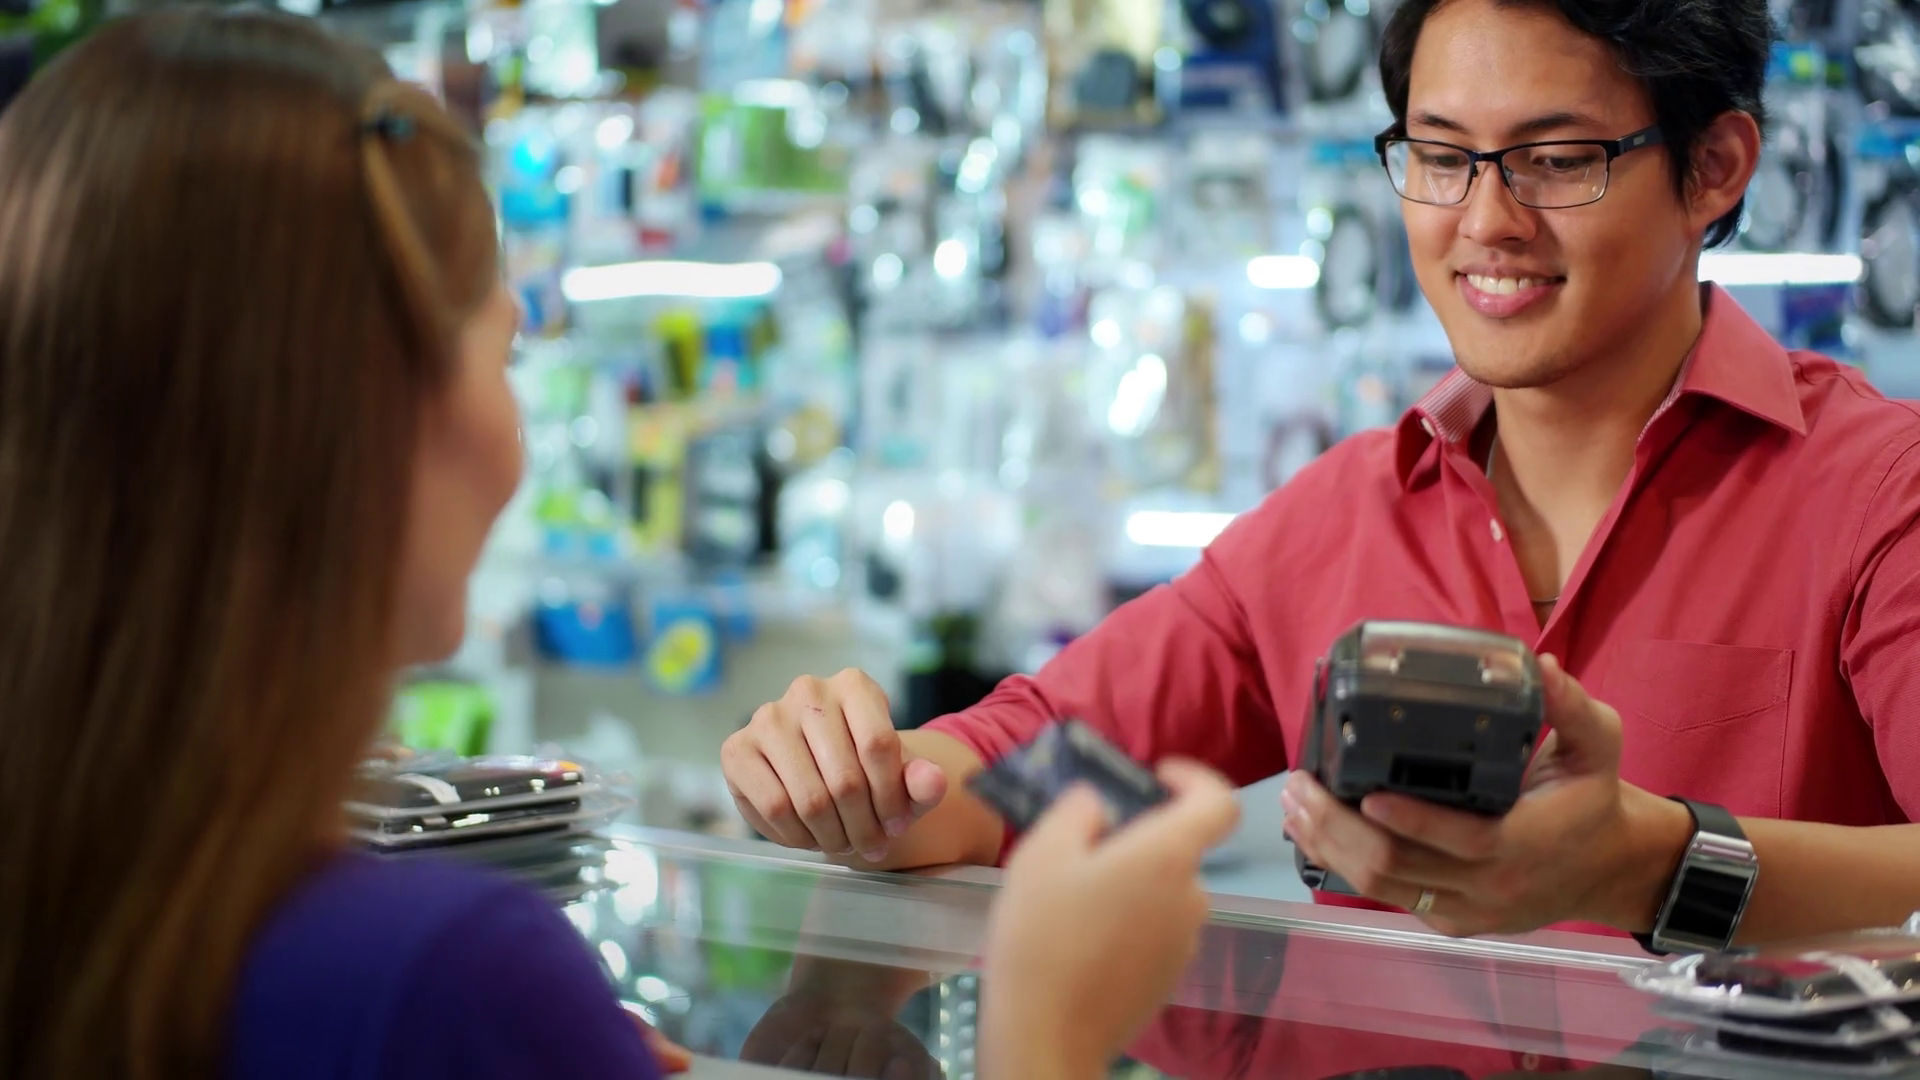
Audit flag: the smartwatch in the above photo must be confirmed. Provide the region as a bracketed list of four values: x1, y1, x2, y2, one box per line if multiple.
[1633, 798, 1759, 956]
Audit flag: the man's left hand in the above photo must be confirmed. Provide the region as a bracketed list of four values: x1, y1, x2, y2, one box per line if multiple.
[1281, 654, 1690, 937]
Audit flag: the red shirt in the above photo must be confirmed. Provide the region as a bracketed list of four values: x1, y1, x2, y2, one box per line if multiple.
[931, 282, 1920, 842]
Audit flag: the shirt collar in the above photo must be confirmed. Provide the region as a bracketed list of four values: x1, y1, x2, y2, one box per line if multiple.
[1394, 284, 1808, 486]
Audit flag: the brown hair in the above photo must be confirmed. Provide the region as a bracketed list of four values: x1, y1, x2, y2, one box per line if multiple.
[0, 9, 499, 1077]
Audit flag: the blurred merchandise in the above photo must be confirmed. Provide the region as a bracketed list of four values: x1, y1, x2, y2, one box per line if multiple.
[229, 0, 1908, 760]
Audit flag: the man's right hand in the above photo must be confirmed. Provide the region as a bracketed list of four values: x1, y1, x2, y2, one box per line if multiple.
[722, 669, 950, 863]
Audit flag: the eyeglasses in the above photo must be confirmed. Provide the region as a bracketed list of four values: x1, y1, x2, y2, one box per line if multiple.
[1374, 125, 1665, 210]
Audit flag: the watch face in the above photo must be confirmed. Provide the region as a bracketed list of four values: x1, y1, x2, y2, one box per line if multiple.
[1661, 865, 1755, 945]
[1863, 183, 1920, 329]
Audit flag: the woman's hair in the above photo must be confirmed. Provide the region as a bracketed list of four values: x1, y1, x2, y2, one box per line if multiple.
[0, 9, 499, 1077]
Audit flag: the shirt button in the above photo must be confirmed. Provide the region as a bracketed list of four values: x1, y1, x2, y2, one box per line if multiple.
[1520, 1053, 1543, 1071]
[1489, 519, 1505, 543]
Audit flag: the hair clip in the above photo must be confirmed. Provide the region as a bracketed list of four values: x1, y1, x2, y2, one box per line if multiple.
[363, 108, 416, 141]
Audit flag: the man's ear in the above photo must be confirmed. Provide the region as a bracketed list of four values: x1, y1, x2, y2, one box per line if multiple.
[1687, 110, 1763, 233]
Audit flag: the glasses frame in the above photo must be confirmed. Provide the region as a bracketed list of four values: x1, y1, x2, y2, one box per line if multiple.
[1373, 124, 1666, 209]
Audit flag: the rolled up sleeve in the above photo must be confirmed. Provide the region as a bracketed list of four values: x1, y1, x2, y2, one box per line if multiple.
[924, 507, 1286, 789]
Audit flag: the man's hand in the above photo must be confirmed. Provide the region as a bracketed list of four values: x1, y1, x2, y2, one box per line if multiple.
[739, 992, 942, 1078]
[722, 669, 949, 863]
[1281, 654, 1690, 937]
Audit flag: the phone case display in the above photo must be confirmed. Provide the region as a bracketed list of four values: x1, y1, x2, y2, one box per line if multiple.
[970, 23, 1051, 162]
[1045, 0, 1165, 127]
[1284, 0, 1394, 133]
[1291, 0, 1377, 105]
[392, 678, 497, 756]
[980, 340, 1113, 671]
[1858, 123, 1920, 328]
[1858, 0, 1920, 118]
[1072, 136, 1171, 268]
[1300, 139, 1418, 331]
[496, 115, 574, 338]
[514, 349, 633, 563]
[684, 422, 769, 567]
[1170, 130, 1277, 263]
[1631, 914, 1920, 1075]
[1166, 0, 1285, 116]
[1743, 45, 1850, 253]
[1778, 0, 1853, 44]
[1084, 284, 1219, 492]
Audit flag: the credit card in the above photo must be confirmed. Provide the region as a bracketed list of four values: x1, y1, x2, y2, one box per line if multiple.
[965, 719, 1170, 834]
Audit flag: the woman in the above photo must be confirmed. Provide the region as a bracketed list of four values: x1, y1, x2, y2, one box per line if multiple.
[0, 9, 1237, 1080]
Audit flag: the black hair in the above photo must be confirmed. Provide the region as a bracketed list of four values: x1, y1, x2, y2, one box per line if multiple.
[1378, 0, 1773, 249]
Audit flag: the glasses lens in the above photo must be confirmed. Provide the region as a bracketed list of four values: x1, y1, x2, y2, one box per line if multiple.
[1385, 140, 1472, 205]
[1504, 143, 1609, 209]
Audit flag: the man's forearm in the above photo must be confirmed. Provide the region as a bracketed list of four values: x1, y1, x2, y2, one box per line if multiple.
[1730, 818, 1920, 942]
[837, 729, 1005, 872]
[1605, 789, 1920, 944]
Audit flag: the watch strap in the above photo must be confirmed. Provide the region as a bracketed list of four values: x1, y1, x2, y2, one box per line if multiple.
[1633, 797, 1755, 956]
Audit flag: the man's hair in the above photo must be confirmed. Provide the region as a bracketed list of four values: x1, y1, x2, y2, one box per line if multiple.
[1378, 0, 1773, 249]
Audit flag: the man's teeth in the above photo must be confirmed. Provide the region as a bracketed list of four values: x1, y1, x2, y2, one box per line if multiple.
[1465, 274, 1553, 295]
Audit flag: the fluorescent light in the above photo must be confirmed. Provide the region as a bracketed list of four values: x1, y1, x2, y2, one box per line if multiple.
[1125, 510, 1235, 548]
[882, 501, 915, 543]
[732, 79, 814, 110]
[1699, 252, 1863, 287]
[561, 261, 783, 302]
[1248, 255, 1322, 290]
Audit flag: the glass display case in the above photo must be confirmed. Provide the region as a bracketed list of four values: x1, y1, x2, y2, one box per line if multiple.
[558, 827, 1821, 1079]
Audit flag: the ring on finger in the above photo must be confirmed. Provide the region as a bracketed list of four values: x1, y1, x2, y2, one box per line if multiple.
[1413, 888, 1437, 915]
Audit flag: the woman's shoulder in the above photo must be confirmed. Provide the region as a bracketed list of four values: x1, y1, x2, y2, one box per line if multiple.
[227, 851, 658, 1080]
[233, 852, 532, 1005]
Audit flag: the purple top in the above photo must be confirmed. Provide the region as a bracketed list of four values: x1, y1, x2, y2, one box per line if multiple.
[226, 851, 663, 1080]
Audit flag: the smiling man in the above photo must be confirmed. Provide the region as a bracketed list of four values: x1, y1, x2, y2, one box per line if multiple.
[722, 0, 1920, 954]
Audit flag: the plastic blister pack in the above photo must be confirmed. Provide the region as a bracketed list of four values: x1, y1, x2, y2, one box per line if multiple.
[1672, 1028, 1920, 1076]
[1629, 923, 1920, 1019]
[348, 754, 631, 851]
[965, 719, 1169, 834]
[1632, 916, 1920, 1075]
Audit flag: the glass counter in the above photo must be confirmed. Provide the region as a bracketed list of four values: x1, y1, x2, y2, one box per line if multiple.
[554, 825, 1829, 1079]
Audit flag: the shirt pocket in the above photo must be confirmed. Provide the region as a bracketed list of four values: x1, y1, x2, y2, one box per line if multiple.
[1605, 640, 1793, 732]
[1604, 640, 1793, 817]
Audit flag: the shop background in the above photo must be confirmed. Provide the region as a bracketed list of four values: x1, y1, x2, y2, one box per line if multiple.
[8, 0, 1917, 1068]
[7, 0, 1920, 873]
[8, 0, 1915, 835]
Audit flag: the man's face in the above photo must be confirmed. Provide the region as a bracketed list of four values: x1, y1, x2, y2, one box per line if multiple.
[1401, 0, 1697, 389]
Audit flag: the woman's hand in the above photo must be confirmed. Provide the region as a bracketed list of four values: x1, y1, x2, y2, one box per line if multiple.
[981, 760, 1240, 1078]
[624, 1007, 693, 1074]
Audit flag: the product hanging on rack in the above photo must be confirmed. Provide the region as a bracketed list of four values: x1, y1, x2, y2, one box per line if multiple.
[1295, 0, 1377, 104]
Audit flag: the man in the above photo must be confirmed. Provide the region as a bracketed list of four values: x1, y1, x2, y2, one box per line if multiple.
[723, 0, 1920, 948]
